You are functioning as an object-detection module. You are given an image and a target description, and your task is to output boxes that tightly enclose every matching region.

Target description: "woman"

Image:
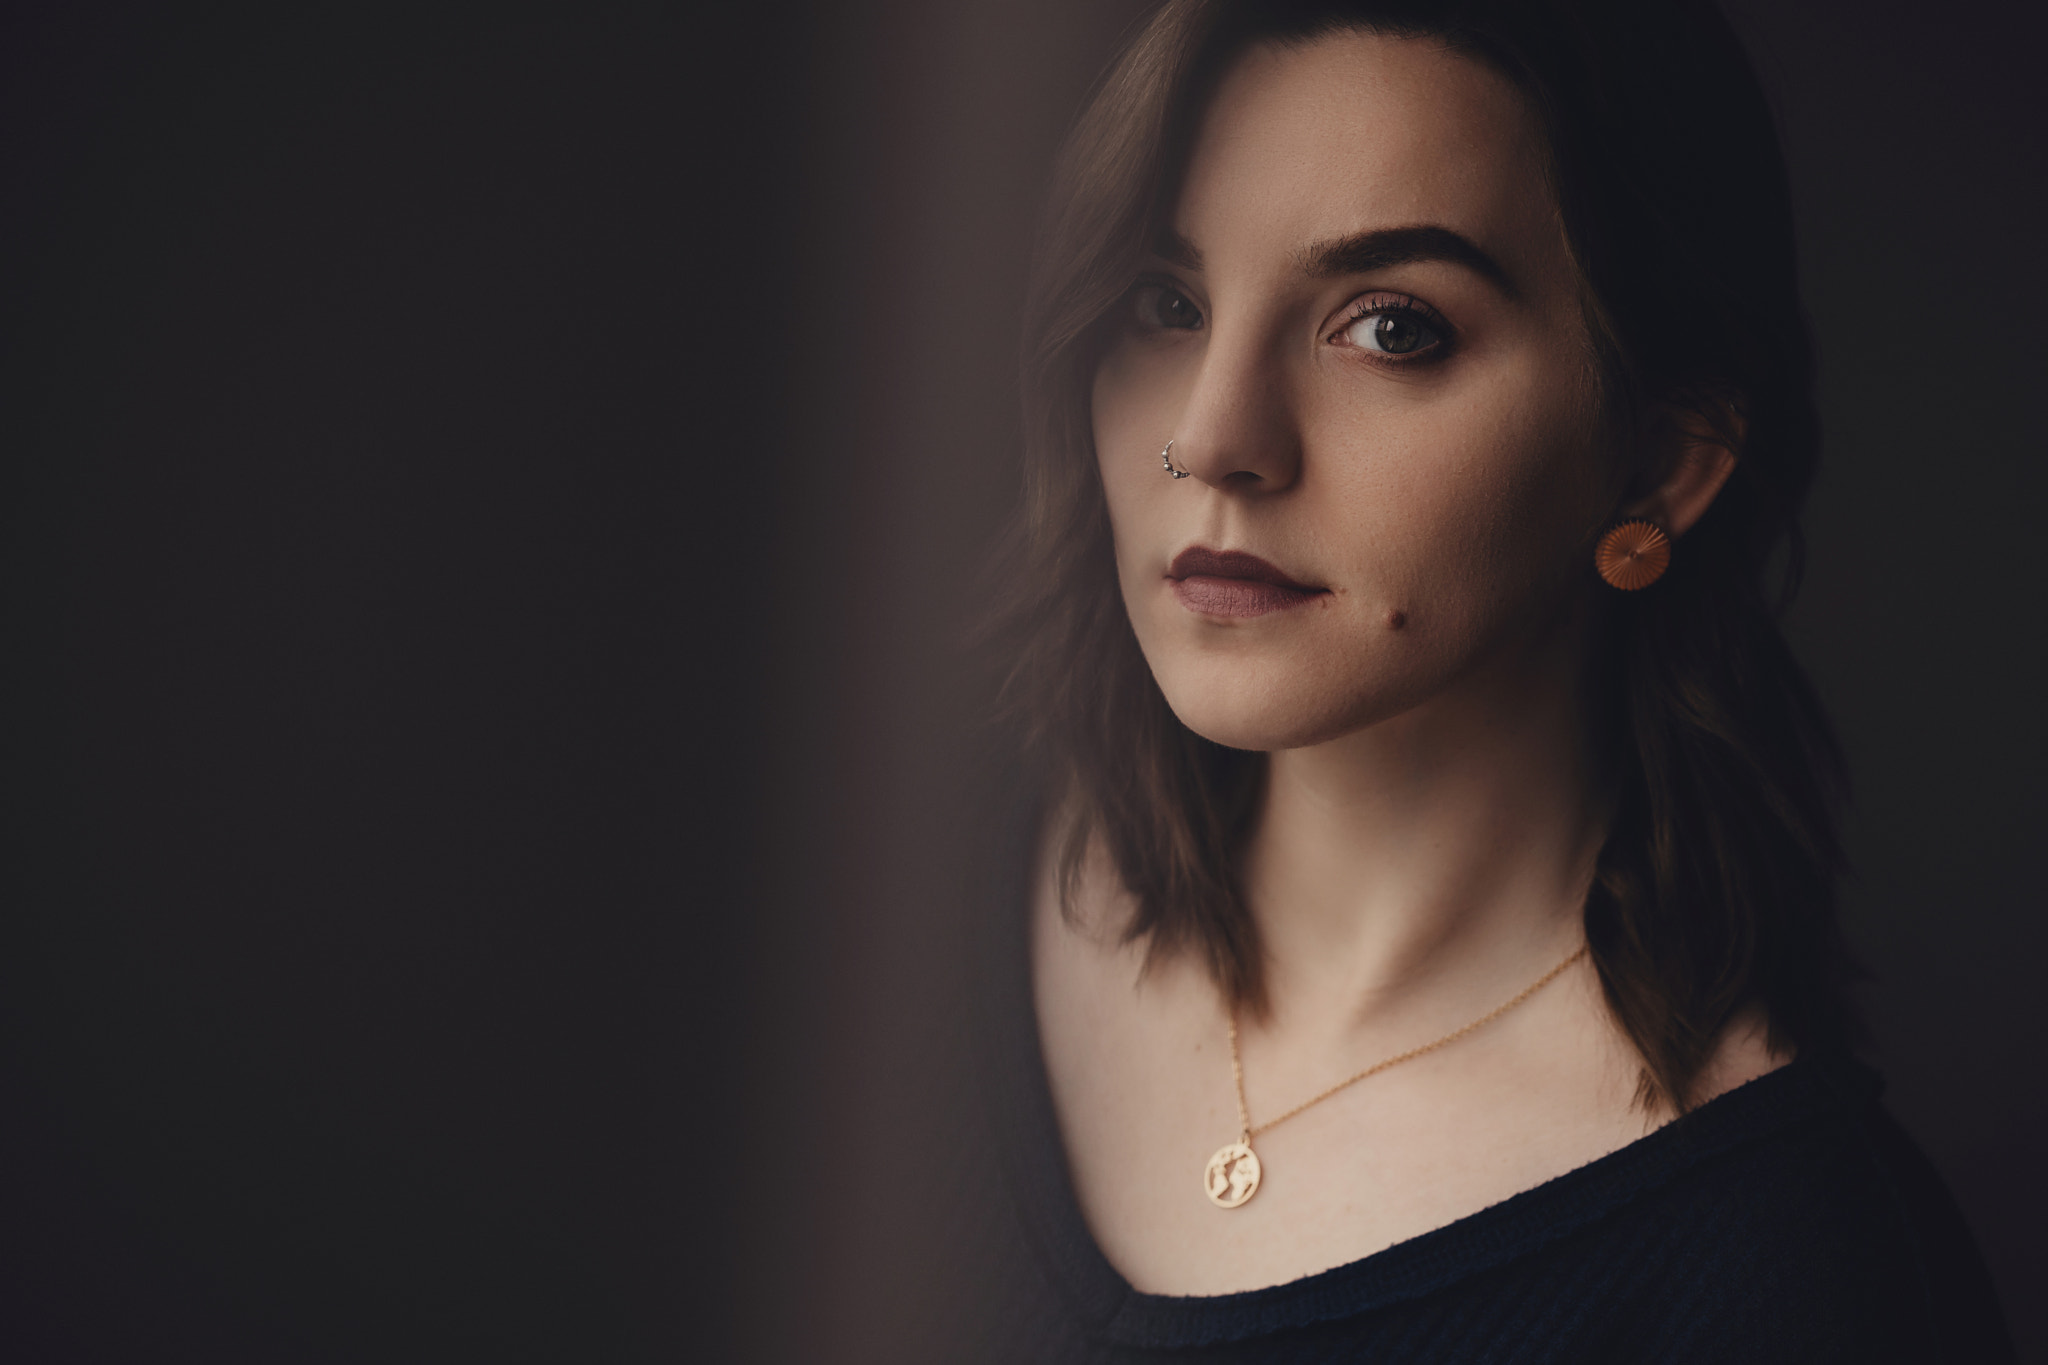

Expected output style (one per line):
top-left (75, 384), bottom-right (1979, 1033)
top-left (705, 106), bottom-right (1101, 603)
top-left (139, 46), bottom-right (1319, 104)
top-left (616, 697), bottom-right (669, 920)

top-left (969, 0), bottom-right (2015, 1358)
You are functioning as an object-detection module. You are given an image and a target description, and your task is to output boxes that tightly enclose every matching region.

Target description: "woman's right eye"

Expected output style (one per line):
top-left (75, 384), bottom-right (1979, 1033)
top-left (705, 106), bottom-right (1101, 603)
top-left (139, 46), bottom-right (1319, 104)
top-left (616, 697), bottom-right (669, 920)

top-left (1130, 282), bottom-right (1203, 331)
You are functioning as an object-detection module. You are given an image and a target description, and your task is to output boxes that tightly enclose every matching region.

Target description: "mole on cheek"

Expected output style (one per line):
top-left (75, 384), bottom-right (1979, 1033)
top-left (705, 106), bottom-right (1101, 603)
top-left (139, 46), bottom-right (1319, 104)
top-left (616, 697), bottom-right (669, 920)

top-left (1386, 609), bottom-right (1408, 630)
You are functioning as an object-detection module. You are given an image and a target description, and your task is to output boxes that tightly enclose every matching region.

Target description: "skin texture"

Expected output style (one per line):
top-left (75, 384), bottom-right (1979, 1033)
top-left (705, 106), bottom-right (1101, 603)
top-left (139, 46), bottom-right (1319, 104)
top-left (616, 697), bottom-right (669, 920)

top-left (1033, 30), bottom-right (1774, 1297)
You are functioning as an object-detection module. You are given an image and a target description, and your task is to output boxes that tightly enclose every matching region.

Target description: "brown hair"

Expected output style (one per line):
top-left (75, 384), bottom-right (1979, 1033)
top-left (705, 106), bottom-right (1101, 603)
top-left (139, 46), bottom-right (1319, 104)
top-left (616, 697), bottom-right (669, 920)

top-left (986, 0), bottom-right (1856, 1110)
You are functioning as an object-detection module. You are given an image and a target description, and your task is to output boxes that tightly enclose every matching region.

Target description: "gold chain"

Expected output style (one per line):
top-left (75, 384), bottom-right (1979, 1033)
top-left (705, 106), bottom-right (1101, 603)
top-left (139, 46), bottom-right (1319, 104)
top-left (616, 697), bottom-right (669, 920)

top-left (1226, 945), bottom-right (1588, 1140)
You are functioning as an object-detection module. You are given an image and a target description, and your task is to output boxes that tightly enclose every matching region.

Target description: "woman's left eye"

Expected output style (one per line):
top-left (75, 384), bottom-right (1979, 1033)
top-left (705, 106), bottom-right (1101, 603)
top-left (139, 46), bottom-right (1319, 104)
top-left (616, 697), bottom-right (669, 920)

top-left (1333, 298), bottom-right (1449, 360)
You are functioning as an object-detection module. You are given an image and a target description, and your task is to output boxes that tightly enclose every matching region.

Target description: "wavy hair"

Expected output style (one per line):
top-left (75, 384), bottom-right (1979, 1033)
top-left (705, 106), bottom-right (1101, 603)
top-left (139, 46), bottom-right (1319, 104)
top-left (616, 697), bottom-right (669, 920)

top-left (986, 0), bottom-right (1856, 1110)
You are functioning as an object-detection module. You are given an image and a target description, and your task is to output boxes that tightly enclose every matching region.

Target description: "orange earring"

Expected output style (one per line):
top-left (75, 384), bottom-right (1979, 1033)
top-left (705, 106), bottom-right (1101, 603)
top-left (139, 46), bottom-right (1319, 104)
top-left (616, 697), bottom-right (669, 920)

top-left (1595, 519), bottom-right (1671, 591)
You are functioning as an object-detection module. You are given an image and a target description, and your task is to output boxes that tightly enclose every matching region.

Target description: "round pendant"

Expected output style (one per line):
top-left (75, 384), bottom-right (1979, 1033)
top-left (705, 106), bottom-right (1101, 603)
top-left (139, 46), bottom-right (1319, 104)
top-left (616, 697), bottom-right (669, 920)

top-left (1202, 1140), bottom-right (1261, 1208)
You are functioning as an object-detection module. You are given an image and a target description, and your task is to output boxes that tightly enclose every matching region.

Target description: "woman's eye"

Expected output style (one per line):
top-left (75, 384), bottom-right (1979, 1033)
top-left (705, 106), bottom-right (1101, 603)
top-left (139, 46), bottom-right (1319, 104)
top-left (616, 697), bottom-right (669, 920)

top-left (1132, 283), bottom-right (1203, 331)
top-left (1339, 308), bottom-right (1445, 358)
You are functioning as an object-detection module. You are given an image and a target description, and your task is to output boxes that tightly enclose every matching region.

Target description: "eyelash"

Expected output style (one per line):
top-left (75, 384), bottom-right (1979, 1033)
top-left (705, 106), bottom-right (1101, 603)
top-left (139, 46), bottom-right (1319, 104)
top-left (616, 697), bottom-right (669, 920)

top-left (1328, 292), bottom-right (1455, 364)
top-left (1128, 276), bottom-right (1204, 332)
top-left (1126, 278), bottom-right (1455, 365)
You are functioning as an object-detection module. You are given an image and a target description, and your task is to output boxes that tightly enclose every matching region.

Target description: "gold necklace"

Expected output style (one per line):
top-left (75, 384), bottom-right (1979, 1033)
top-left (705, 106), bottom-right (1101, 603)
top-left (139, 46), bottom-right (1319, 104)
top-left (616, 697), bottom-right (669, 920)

top-left (1202, 945), bottom-right (1589, 1209)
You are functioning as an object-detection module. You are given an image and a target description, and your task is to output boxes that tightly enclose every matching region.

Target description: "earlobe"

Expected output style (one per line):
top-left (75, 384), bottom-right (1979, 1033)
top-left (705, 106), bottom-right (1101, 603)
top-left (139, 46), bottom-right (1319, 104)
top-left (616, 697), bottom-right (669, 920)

top-left (1622, 399), bottom-right (1742, 540)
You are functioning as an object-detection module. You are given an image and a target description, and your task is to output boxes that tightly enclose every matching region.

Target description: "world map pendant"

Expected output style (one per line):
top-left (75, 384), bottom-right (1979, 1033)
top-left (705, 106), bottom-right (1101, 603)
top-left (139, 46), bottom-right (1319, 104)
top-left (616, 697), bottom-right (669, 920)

top-left (1203, 1139), bottom-right (1261, 1208)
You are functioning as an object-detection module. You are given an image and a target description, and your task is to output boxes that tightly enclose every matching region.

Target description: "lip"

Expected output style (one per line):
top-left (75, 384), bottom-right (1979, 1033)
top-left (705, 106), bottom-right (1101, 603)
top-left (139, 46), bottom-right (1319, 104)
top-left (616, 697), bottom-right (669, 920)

top-left (1166, 546), bottom-right (1329, 618)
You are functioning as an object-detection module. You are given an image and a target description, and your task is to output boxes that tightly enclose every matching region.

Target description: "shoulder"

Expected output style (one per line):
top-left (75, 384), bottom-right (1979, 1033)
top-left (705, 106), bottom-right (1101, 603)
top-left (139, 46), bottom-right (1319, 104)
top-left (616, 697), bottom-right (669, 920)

top-left (1608, 1056), bottom-right (2015, 1362)
top-left (1690, 1003), bottom-right (1790, 1104)
top-left (1026, 798), bottom-right (1169, 1013)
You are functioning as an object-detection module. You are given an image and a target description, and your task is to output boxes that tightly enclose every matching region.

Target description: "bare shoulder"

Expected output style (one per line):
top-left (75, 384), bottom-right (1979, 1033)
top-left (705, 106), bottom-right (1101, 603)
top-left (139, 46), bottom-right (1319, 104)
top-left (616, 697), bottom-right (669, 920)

top-left (1029, 808), bottom-right (1142, 1020)
top-left (1028, 808), bottom-right (1216, 1114)
top-left (1028, 805), bottom-right (1147, 972)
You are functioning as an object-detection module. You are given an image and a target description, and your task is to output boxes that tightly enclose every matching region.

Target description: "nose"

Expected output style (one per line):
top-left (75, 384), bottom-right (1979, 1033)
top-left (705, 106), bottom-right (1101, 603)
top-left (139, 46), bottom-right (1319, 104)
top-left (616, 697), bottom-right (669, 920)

top-left (1168, 324), bottom-right (1303, 492)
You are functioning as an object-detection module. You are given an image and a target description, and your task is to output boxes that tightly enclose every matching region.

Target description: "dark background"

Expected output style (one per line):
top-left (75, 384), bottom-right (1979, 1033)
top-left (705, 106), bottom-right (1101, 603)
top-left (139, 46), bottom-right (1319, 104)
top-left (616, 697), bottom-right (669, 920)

top-left (2, 2), bottom-right (2040, 1361)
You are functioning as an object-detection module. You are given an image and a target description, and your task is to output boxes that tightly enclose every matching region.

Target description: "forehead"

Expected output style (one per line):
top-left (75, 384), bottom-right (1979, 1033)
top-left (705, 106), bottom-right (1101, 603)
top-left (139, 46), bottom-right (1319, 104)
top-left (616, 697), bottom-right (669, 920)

top-left (1175, 30), bottom-right (1561, 275)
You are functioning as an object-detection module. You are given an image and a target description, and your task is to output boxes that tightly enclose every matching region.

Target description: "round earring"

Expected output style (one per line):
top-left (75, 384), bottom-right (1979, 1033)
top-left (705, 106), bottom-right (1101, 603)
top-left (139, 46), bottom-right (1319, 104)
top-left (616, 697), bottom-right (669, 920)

top-left (1595, 518), bottom-right (1671, 591)
top-left (1162, 439), bottom-right (1191, 479)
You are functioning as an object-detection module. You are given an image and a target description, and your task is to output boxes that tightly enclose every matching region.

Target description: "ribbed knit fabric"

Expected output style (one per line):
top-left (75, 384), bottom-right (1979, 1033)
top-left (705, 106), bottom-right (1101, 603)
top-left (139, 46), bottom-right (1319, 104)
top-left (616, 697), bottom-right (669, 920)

top-left (962, 796), bottom-right (2017, 1363)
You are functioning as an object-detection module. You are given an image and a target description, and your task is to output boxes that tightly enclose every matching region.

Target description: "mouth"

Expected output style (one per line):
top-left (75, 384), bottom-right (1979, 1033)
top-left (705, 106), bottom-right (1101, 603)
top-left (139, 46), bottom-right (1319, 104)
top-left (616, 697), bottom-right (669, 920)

top-left (1166, 546), bottom-right (1329, 618)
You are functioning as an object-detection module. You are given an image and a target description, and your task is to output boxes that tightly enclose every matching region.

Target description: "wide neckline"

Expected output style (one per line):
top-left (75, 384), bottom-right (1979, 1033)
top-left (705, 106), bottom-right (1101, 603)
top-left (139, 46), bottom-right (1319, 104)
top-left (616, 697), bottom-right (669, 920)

top-left (976, 792), bottom-right (1882, 1351)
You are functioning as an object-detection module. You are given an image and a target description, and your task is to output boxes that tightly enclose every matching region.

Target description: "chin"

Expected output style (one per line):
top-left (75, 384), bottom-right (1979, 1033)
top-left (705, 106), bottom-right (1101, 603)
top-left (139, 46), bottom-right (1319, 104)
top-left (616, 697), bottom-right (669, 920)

top-left (1151, 660), bottom-right (1398, 753)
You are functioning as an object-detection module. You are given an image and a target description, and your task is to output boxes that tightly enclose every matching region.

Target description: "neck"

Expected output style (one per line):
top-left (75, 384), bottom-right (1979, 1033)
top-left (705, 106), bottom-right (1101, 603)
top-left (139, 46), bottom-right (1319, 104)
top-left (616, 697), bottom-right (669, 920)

top-left (1241, 626), bottom-right (1605, 1036)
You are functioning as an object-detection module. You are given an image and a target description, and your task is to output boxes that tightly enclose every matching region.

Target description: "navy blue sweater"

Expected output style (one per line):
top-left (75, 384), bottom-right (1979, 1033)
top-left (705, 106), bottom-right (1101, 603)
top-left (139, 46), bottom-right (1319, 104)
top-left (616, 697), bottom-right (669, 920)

top-left (966, 813), bottom-right (2016, 1362)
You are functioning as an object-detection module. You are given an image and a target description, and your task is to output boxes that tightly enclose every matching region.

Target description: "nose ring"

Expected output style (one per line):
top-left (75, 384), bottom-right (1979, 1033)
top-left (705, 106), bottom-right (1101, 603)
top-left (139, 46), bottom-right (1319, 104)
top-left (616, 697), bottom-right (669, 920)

top-left (1162, 439), bottom-right (1191, 479)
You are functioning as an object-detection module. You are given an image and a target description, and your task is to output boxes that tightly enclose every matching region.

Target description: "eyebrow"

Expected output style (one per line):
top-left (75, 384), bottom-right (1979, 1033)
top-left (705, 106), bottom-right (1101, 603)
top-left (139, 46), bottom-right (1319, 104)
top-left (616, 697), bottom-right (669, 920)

top-left (1302, 225), bottom-right (1518, 298)
top-left (1154, 228), bottom-right (1205, 272)
top-left (1153, 224), bottom-right (1518, 299)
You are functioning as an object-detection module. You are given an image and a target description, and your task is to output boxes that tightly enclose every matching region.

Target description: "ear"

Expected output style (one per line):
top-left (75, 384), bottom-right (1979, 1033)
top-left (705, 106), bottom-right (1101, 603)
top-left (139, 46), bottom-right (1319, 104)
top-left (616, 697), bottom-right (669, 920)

top-left (1622, 396), bottom-right (1742, 539)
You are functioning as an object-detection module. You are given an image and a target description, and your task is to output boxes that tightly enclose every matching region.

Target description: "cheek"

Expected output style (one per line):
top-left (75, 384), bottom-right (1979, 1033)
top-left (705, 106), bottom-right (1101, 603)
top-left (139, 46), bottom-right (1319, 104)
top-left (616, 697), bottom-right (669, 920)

top-left (1326, 367), bottom-right (1604, 626)
top-left (1091, 347), bottom-right (1184, 575)
top-left (1083, 337), bottom-right (1607, 753)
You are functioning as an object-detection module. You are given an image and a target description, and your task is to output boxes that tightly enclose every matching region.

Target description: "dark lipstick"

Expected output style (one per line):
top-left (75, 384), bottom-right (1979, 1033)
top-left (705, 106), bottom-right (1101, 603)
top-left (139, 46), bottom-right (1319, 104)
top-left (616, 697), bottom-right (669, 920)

top-left (1167, 547), bottom-right (1328, 618)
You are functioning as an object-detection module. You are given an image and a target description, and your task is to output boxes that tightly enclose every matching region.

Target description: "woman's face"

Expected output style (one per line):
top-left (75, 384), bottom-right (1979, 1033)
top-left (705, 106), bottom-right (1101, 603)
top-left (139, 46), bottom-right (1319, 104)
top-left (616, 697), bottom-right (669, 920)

top-left (1091, 30), bottom-right (1617, 752)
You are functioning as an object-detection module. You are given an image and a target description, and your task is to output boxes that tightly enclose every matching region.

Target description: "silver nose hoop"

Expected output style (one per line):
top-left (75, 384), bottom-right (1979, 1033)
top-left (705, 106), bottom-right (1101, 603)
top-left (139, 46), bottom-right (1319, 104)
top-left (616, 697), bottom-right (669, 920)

top-left (1162, 440), bottom-right (1191, 479)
